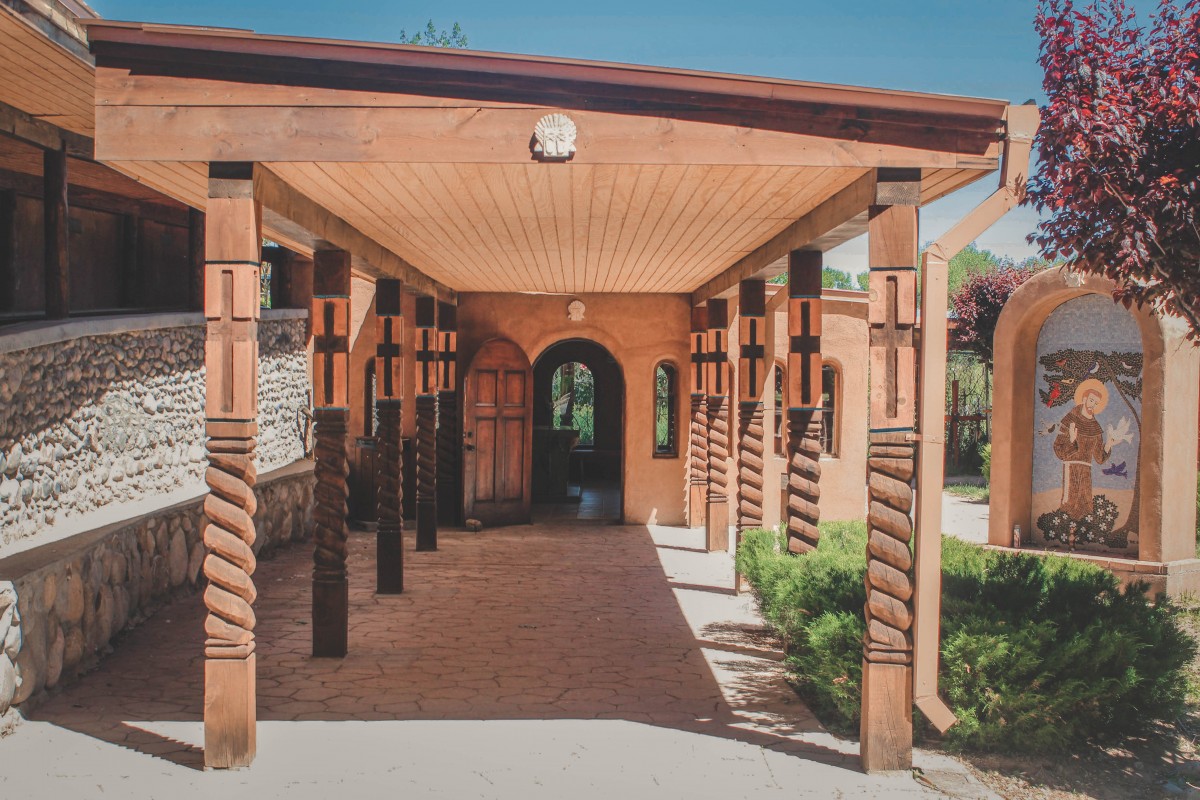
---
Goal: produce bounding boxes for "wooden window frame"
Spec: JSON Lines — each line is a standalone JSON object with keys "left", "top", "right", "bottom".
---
{"left": 820, "top": 361, "right": 840, "bottom": 458}
{"left": 653, "top": 360, "right": 679, "bottom": 458}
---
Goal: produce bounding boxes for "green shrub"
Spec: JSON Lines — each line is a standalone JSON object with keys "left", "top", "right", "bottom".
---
{"left": 736, "top": 522, "right": 1195, "bottom": 753}
{"left": 978, "top": 442, "right": 992, "bottom": 483}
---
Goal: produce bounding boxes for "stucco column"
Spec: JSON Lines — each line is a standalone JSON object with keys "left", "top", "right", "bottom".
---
{"left": 201, "top": 162, "right": 260, "bottom": 768}
{"left": 375, "top": 278, "right": 405, "bottom": 594}
{"left": 414, "top": 295, "right": 439, "bottom": 551}
{"left": 785, "top": 250, "right": 824, "bottom": 555}
{"left": 705, "top": 298, "right": 731, "bottom": 552}
{"left": 860, "top": 169, "right": 921, "bottom": 773}
{"left": 311, "top": 248, "right": 352, "bottom": 658}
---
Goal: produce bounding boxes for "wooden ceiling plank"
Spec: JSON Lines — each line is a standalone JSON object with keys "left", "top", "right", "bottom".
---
{"left": 500, "top": 163, "right": 555, "bottom": 291}
{"left": 607, "top": 164, "right": 667, "bottom": 292}
{"left": 432, "top": 161, "right": 530, "bottom": 293}
{"left": 653, "top": 165, "right": 809, "bottom": 294}
{"left": 582, "top": 163, "right": 617, "bottom": 294}
{"left": 253, "top": 163, "right": 454, "bottom": 300}
{"left": 404, "top": 162, "right": 519, "bottom": 292}
{"left": 690, "top": 169, "right": 877, "bottom": 304}
{"left": 614, "top": 164, "right": 690, "bottom": 293}
{"left": 473, "top": 163, "right": 547, "bottom": 291}
{"left": 454, "top": 162, "right": 538, "bottom": 292}
{"left": 568, "top": 163, "right": 596, "bottom": 293}
{"left": 519, "top": 164, "right": 568, "bottom": 293}
{"left": 620, "top": 164, "right": 699, "bottom": 294}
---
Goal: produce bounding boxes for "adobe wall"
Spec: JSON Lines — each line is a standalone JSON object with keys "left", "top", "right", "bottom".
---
{"left": 990, "top": 268, "right": 1200, "bottom": 593}
{"left": 728, "top": 288, "right": 869, "bottom": 525}
{"left": 0, "top": 462, "right": 313, "bottom": 724}
{"left": 457, "top": 292, "right": 692, "bottom": 525}
{"left": 0, "top": 311, "right": 310, "bottom": 552}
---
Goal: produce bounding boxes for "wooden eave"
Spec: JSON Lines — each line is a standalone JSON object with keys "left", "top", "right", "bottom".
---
{"left": 80, "top": 20, "right": 1019, "bottom": 297}
{"left": 83, "top": 20, "right": 1009, "bottom": 157}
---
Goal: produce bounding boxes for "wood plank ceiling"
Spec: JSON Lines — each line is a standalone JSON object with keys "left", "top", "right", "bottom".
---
{"left": 0, "top": 8, "right": 93, "bottom": 136}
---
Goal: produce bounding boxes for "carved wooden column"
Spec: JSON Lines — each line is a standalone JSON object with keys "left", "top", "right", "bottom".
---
{"left": 201, "top": 163, "right": 260, "bottom": 768}
{"left": 436, "top": 301, "right": 459, "bottom": 527}
{"left": 43, "top": 144, "right": 68, "bottom": 319}
{"left": 705, "top": 299, "right": 731, "bottom": 552}
{"left": 688, "top": 306, "right": 708, "bottom": 528}
{"left": 414, "top": 295, "right": 439, "bottom": 551}
{"left": 786, "top": 250, "right": 824, "bottom": 555}
{"left": 860, "top": 169, "right": 920, "bottom": 773}
{"left": 375, "top": 279, "right": 404, "bottom": 595}
{"left": 736, "top": 280, "right": 767, "bottom": 539}
{"left": 311, "top": 248, "right": 351, "bottom": 658}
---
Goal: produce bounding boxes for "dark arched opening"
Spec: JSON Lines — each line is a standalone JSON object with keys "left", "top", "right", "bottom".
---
{"left": 532, "top": 338, "right": 624, "bottom": 523}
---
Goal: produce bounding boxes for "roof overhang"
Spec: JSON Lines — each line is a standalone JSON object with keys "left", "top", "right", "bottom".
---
{"left": 80, "top": 20, "right": 1019, "bottom": 297}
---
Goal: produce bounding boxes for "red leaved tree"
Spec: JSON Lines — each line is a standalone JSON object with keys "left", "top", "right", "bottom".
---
{"left": 952, "top": 266, "right": 1043, "bottom": 363}
{"left": 1028, "top": 0, "right": 1200, "bottom": 338}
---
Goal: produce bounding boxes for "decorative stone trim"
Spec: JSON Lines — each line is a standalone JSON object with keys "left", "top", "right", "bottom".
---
{"left": 0, "top": 461, "right": 313, "bottom": 717}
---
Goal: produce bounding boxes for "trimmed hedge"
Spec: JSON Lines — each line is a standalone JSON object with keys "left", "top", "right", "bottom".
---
{"left": 736, "top": 522, "right": 1194, "bottom": 752}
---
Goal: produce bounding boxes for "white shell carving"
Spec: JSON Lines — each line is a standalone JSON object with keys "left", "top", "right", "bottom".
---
{"left": 533, "top": 113, "right": 577, "bottom": 161}
{"left": 567, "top": 299, "right": 585, "bottom": 322}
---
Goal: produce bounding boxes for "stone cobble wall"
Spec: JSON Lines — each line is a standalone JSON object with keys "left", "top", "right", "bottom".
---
{"left": 0, "top": 317, "right": 309, "bottom": 549}
{"left": 0, "top": 465, "right": 312, "bottom": 719}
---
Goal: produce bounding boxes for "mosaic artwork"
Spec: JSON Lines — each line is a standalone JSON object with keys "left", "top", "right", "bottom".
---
{"left": 1032, "top": 295, "right": 1143, "bottom": 553}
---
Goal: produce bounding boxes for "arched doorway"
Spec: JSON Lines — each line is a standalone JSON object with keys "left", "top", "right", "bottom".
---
{"left": 532, "top": 339, "right": 624, "bottom": 523}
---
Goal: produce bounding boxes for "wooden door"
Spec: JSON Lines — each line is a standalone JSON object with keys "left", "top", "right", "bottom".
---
{"left": 463, "top": 339, "right": 533, "bottom": 526}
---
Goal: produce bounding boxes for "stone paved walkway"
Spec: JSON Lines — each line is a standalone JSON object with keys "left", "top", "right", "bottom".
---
{"left": 0, "top": 523, "right": 988, "bottom": 799}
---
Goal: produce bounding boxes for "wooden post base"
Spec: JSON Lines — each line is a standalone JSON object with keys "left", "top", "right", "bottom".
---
{"left": 705, "top": 499, "right": 729, "bottom": 552}
{"left": 204, "top": 654, "right": 256, "bottom": 769}
{"left": 416, "top": 504, "right": 437, "bottom": 551}
{"left": 859, "top": 659, "right": 913, "bottom": 773}
{"left": 312, "top": 579, "right": 348, "bottom": 657}
{"left": 688, "top": 483, "right": 706, "bottom": 528}
{"left": 376, "top": 527, "right": 403, "bottom": 595}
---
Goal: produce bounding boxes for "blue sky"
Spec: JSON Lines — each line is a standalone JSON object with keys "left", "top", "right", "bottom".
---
{"left": 91, "top": 0, "right": 1069, "bottom": 270}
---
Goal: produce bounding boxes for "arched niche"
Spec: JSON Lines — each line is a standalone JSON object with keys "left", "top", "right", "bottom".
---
{"left": 990, "top": 268, "right": 1199, "bottom": 571}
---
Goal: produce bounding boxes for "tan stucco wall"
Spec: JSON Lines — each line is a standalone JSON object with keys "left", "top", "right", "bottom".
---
{"left": 990, "top": 268, "right": 1199, "bottom": 571}
{"left": 732, "top": 288, "right": 869, "bottom": 526}
{"left": 457, "top": 292, "right": 692, "bottom": 526}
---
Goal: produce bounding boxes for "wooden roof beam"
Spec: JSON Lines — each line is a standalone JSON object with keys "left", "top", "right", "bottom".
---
{"left": 690, "top": 171, "right": 876, "bottom": 305}
{"left": 253, "top": 164, "right": 455, "bottom": 302}
{"left": 0, "top": 98, "right": 93, "bottom": 159}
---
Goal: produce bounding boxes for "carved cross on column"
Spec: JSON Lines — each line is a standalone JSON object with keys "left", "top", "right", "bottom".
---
{"left": 414, "top": 295, "right": 439, "bottom": 551}
{"left": 374, "top": 279, "right": 404, "bottom": 595}
{"left": 688, "top": 306, "right": 708, "bottom": 528}
{"left": 861, "top": 168, "right": 921, "bottom": 774}
{"left": 736, "top": 279, "right": 767, "bottom": 534}
{"left": 311, "top": 248, "right": 352, "bottom": 658}
{"left": 705, "top": 299, "right": 731, "bottom": 553}
{"left": 786, "top": 250, "right": 824, "bottom": 556}
{"left": 436, "top": 301, "right": 459, "bottom": 527}
{"left": 201, "top": 162, "right": 260, "bottom": 769}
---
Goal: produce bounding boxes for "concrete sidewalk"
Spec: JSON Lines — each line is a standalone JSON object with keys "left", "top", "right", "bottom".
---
{"left": 0, "top": 523, "right": 991, "bottom": 799}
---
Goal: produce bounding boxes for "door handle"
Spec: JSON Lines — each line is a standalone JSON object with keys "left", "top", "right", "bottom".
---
{"left": 463, "top": 443, "right": 476, "bottom": 452}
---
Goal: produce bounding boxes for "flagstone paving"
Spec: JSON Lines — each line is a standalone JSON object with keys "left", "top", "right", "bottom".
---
{"left": 0, "top": 522, "right": 992, "bottom": 798}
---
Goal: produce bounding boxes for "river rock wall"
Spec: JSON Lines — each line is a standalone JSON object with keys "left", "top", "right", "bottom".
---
{"left": 0, "top": 316, "right": 310, "bottom": 549}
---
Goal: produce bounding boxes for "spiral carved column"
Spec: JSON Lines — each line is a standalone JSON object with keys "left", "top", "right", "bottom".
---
{"left": 688, "top": 395, "right": 708, "bottom": 528}
{"left": 200, "top": 170, "right": 260, "bottom": 769}
{"left": 375, "top": 403, "right": 404, "bottom": 594}
{"left": 736, "top": 403, "right": 764, "bottom": 532}
{"left": 705, "top": 396, "right": 730, "bottom": 551}
{"left": 860, "top": 185, "right": 920, "bottom": 773}
{"left": 785, "top": 410, "right": 823, "bottom": 554}
{"left": 312, "top": 408, "right": 349, "bottom": 656}
{"left": 311, "top": 248, "right": 352, "bottom": 659}
{"left": 436, "top": 301, "right": 459, "bottom": 527}
{"left": 415, "top": 394, "right": 439, "bottom": 550}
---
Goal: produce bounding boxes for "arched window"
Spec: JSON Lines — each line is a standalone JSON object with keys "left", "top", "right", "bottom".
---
{"left": 773, "top": 360, "right": 786, "bottom": 456}
{"left": 654, "top": 362, "right": 678, "bottom": 457}
{"left": 820, "top": 363, "right": 839, "bottom": 457}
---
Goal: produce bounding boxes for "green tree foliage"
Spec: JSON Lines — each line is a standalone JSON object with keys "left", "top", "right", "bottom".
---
{"left": 736, "top": 523, "right": 1193, "bottom": 751}
{"left": 398, "top": 20, "right": 469, "bottom": 48}
{"left": 856, "top": 271, "right": 869, "bottom": 292}
{"left": 822, "top": 267, "right": 854, "bottom": 290}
